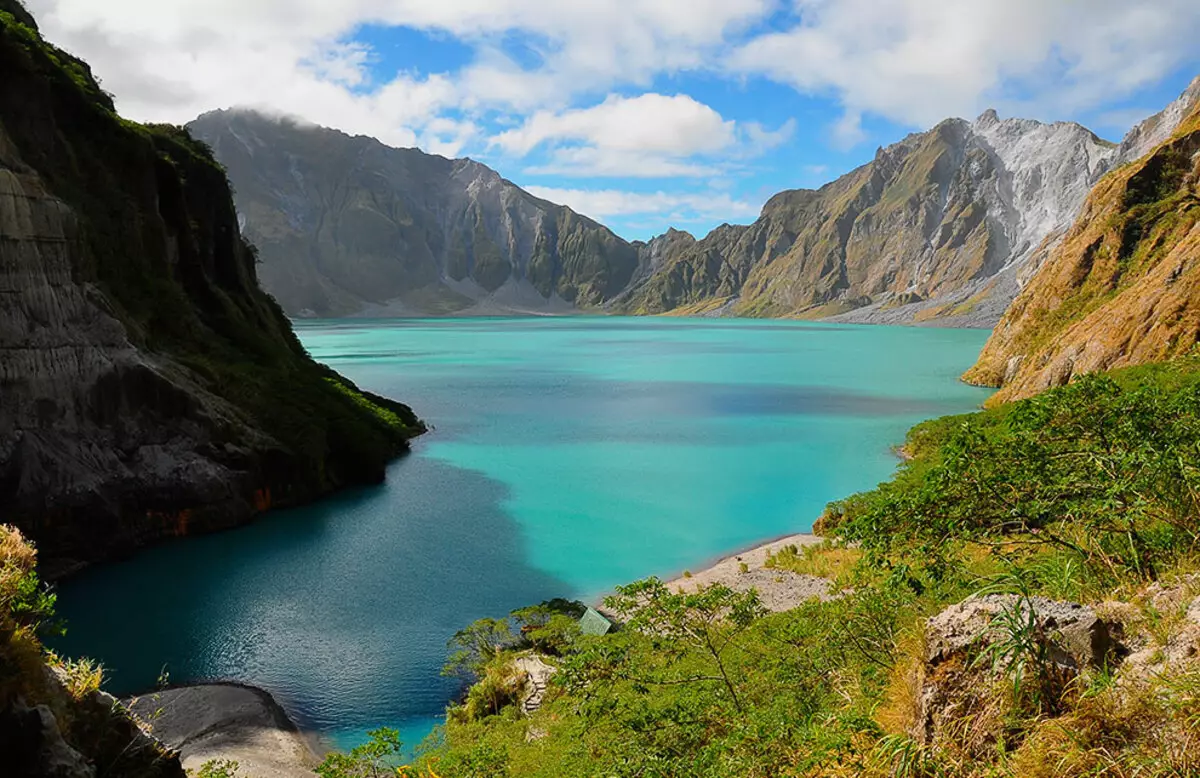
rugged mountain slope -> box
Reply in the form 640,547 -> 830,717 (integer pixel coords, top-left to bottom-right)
188,110 -> 639,317
195,108 -> 1115,325
0,3 -> 421,575
616,112 -> 1116,325
966,78 -> 1200,404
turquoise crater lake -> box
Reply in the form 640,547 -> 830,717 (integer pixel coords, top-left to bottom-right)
53,318 -> 993,750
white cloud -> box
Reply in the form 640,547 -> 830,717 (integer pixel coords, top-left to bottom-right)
830,111 -> 865,150
24,0 -> 772,147
524,148 -> 721,179
742,119 -> 797,156
493,94 -> 736,156
730,0 -> 1200,135
20,0 -> 1200,184
524,186 -> 761,224
490,93 -> 749,177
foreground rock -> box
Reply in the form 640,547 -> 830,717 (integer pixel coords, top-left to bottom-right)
129,685 -> 316,778
913,594 -> 1126,756
668,534 -> 832,612
4,667 -> 184,778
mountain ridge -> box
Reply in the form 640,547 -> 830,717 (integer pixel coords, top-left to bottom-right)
189,108 -> 639,318
193,104 -> 1128,326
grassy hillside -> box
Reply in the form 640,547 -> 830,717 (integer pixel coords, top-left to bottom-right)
403,359 -> 1200,777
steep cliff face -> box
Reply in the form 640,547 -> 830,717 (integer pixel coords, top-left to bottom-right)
617,113 -> 1116,325
188,110 -> 639,317
966,79 -> 1200,404
0,5 -> 421,575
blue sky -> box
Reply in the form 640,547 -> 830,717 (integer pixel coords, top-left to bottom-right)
29,0 -> 1200,241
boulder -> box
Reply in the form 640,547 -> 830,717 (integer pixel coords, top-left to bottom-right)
0,701 -> 93,778
914,594 -> 1125,754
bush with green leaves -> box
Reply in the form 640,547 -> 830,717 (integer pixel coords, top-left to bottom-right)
317,728 -> 403,778
831,369 -> 1200,588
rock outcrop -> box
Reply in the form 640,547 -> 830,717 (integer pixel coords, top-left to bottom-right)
965,77 -> 1200,403
128,684 -> 316,778
0,3 -> 421,574
513,654 -> 557,717
913,595 -> 1125,755
188,110 -> 639,317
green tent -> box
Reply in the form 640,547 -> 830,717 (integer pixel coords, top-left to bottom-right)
579,607 -> 613,637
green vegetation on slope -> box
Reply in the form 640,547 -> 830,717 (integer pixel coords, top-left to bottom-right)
1,526 -> 184,776
403,359 -> 1200,777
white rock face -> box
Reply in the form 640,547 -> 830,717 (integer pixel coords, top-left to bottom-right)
971,110 -> 1117,270
1117,75 -> 1200,164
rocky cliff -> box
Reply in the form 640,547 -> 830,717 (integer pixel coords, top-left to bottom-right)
965,77 -> 1200,403
0,3 -> 421,575
188,110 -> 639,317
616,112 -> 1116,326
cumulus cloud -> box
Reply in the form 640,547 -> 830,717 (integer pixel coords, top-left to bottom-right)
491,93 -> 751,177
730,0 -> 1200,129
26,0 -> 1200,159
24,0 -> 770,150
22,0 -> 1200,230
525,186 -> 761,224
493,94 -> 736,156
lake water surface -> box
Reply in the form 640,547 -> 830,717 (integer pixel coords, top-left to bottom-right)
53,318 -> 992,751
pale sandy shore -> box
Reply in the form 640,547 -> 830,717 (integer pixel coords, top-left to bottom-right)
128,683 -> 317,778
665,533 -> 834,612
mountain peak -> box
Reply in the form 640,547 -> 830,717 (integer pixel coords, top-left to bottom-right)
975,108 -> 1001,127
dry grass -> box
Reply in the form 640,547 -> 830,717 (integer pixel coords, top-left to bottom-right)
766,541 -> 862,585
876,631 -> 929,737
1,525 -> 46,706
48,653 -> 106,701
1007,668 -> 1200,777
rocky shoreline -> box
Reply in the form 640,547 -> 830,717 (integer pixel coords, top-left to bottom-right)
665,533 -> 834,612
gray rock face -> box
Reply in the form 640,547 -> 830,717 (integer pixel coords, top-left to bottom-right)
925,594 -> 1124,671
914,594 -> 1125,751
188,110 -> 639,317
2,701 -> 95,778
0,125 -> 253,574
815,113 -> 1117,326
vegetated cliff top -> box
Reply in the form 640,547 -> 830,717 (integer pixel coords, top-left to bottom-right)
966,75 -> 1200,404
0,2 -> 421,573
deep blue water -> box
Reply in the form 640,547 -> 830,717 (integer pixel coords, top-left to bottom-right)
53,317 -> 992,752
